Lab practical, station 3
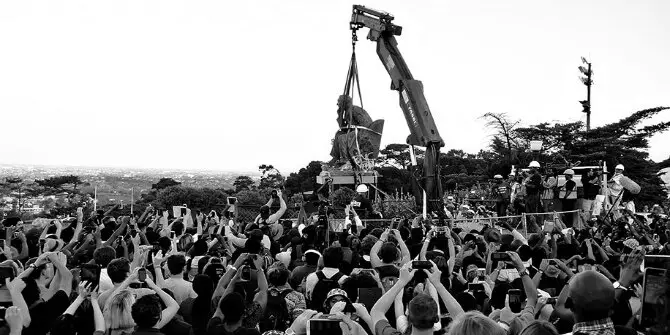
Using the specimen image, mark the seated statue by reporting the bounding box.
[329,95,384,168]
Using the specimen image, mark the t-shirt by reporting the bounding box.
[525,173,543,195]
[375,265,400,279]
[25,290,71,335]
[290,264,317,290]
[374,319,402,335]
[162,277,197,305]
[99,268,114,293]
[351,195,375,219]
[206,317,260,335]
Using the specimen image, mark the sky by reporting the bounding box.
[0,0,668,175]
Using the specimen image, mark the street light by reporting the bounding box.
[529,140,543,152]
[530,140,543,160]
[579,57,593,131]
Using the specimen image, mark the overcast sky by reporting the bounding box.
[1,0,668,174]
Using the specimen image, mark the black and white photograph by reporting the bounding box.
[0,1,669,335]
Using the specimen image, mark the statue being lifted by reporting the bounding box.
[329,95,384,169]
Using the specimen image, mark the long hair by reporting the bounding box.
[104,289,136,335]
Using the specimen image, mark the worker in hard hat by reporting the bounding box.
[559,169,578,227]
[351,184,379,219]
[608,164,625,208]
[491,174,510,217]
[524,161,543,213]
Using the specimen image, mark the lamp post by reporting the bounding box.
[579,57,593,131]
[530,140,543,160]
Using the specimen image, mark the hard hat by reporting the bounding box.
[494,174,503,179]
[564,169,575,175]
[356,184,369,193]
[615,164,625,171]
[529,161,541,168]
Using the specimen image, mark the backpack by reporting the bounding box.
[309,271,344,312]
[259,288,294,332]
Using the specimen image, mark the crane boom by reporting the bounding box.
[350,5,445,212]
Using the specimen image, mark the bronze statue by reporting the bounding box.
[330,95,384,168]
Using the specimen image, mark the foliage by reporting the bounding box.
[375,192,417,218]
[234,189,268,207]
[376,144,424,169]
[233,176,255,193]
[153,186,229,211]
[512,107,670,205]
[152,178,181,190]
[374,166,414,195]
[284,161,323,196]
[258,164,284,190]
[481,112,521,167]
[330,187,356,208]
[0,177,37,213]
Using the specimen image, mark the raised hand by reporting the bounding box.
[399,262,416,284]
[4,306,24,332]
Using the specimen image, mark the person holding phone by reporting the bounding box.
[255,189,287,227]
[488,251,538,332]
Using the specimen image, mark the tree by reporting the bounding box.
[34,175,86,195]
[258,164,284,190]
[152,178,181,190]
[233,176,256,193]
[481,112,521,168]
[375,166,414,195]
[513,107,670,204]
[284,161,323,195]
[154,186,228,210]
[377,144,424,169]
[0,177,36,213]
[139,178,182,204]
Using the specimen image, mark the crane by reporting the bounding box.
[350,5,445,214]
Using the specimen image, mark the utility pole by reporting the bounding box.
[579,57,593,131]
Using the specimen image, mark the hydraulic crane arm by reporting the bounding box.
[351,5,445,212]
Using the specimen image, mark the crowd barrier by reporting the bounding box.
[285,209,586,238]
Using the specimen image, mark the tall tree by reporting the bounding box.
[376,144,424,169]
[233,176,256,193]
[513,107,670,204]
[481,112,521,168]
[0,177,35,213]
[284,161,323,195]
[151,178,181,190]
[258,164,284,190]
[34,175,86,194]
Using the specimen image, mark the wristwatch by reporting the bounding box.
[613,281,629,290]
[518,269,529,278]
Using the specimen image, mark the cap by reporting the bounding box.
[529,161,540,168]
[324,288,349,307]
[447,196,454,201]
[564,169,575,175]
[356,184,369,193]
[615,164,625,171]
[494,174,503,179]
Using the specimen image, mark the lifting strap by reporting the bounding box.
[341,44,366,170]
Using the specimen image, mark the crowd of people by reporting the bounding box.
[0,171,669,335]
[442,162,642,230]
